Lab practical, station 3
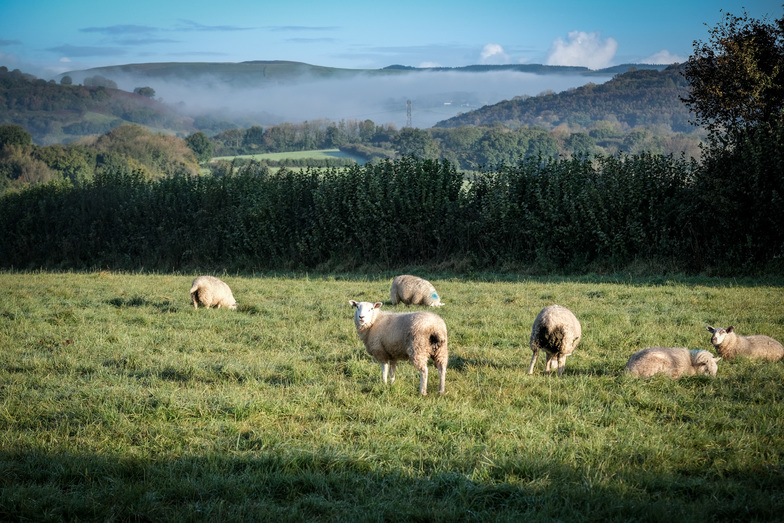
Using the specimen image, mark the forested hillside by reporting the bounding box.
[0,66,195,145]
[436,64,692,132]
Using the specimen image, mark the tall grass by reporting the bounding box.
[1,271,783,520]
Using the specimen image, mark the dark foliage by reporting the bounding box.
[1,143,781,274]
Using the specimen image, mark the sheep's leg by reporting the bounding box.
[389,361,397,385]
[527,348,539,374]
[437,361,447,394]
[419,366,428,396]
[191,293,198,309]
[556,354,567,376]
[380,362,390,384]
[544,352,557,374]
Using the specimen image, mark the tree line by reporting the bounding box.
[0,122,781,274]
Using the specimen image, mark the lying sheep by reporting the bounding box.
[390,275,443,307]
[189,276,237,310]
[349,300,448,395]
[706,326,784,361]
[527,305,582,376]
[625,347,720,378]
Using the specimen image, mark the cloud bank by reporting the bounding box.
[480,43,509,64]
[546,31,617,69]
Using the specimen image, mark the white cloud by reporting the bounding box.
[480,43,509,64]
[546,31,618,69]
[641,49,685,64]
[59,57,72,63]
[418,61,441,68]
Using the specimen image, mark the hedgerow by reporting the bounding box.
[1,140,781,274]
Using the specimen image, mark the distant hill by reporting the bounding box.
[0,66,195,145]
[434,63,693,132]
[57,61,669,130]
[65,61,667,87]
[2,61,687,145]
[60,60,406,90]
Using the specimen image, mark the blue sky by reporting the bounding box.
[0,0,779,79]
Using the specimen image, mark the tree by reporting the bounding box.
[185,132,214,164]
[60,75,73,86]
[84,75,118,89]
[682,8,784,142]
[392,128,436,158]
[133,86,156,98]
[0,125,33,148]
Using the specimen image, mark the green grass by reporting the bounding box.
[1,271,783,521]
[212,149,367,164]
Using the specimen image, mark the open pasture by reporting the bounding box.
[211,148,367,164]
[1,271,783,520]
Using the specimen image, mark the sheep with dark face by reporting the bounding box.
[390,275,443,307]
[349,300,448,395]
[190,276,237,310]
[527,305,582,376]
[706,326,784,361]
[626,347,720,378]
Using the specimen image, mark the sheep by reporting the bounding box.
[348,300,448,395]
[625,347,720,378]
[706,326,784,361]
[390,275,444,307]
[189,276,237,310]
[527,305,581,376]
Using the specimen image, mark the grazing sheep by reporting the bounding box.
[390,275,444,307]
[706,326,784,361]
[527,305,582,376]
[625,347,720,378]
[349,300,448,395]
[189,276,237,310]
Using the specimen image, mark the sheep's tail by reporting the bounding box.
[189,283,199,294]
[428,329,448,363]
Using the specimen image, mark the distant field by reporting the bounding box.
[212,148,367,164]
[1,271,783,520]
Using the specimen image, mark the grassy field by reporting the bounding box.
[211,149,367,164]
[1,271,783,521]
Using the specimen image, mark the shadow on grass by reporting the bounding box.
[107,296,180,313]
[1,448,780,521]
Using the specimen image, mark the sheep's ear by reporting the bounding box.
[706,326,714,333]
[715,357,722,363]
[349,300,358,308]
[727,326,734,333]
[373,302,383,309]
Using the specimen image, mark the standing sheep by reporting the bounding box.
[390,275,444,307]
[527,305,582,376]
[706,326,784,361]
[349,300,448,395]
[625,347,720,378]
[189,276,238,310]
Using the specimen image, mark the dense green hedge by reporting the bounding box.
[1,137,782,273]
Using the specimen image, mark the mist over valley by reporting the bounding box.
[60,61,623,129]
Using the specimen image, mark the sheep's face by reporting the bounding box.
[350,300,382,330]
[691,350,720,377]
[707,326,732,346]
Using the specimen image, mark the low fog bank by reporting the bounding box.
[88,69,614,129]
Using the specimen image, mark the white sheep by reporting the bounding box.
[189,276,237,310]
[625,347,720,378]
[527,305,582,376]
[706,326,784,361]
[390,275,444,307]
[349,300,448,395]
